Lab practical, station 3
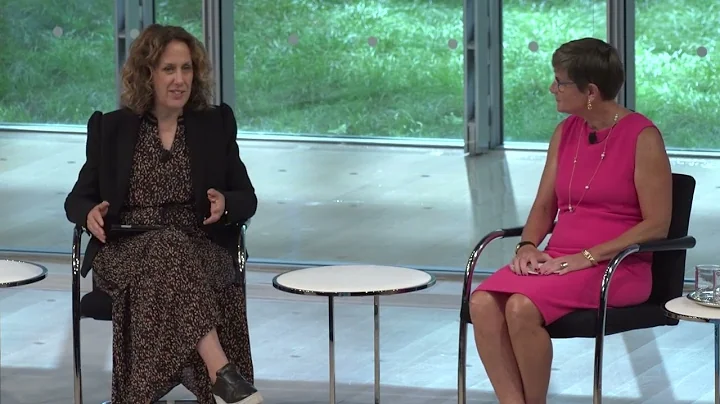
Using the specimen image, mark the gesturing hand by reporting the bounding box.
[538,253,593,275]
[510,245,552,275]
[87,201,110,243]
[203,188,226,225]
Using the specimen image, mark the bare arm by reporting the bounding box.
[519,123,562,248]
[587,127,672,262]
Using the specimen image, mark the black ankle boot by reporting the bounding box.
[211,363,263,404]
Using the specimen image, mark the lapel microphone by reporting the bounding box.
[589,132,597,144]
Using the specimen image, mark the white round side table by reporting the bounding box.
[0,259,48,288]
[665,296,720,404]
[272,265,436,404]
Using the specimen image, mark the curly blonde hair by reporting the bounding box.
[120,24,214,114]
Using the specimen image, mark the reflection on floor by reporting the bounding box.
[1,259,719,404]
[0,132,718,279]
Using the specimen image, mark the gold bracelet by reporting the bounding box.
[582,249,598,266]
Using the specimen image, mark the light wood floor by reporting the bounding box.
[1,258,719,404]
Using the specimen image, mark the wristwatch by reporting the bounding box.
[515,241,536,254]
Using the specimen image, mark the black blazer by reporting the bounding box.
[64,102,258,278]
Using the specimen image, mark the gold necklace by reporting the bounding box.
[566,113,619,213]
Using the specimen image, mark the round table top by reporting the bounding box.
[0,260,48,288]
[272,265,436,297]
[664,295,720,323]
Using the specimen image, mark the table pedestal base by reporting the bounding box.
[328,295,381,404]
[715,322,719,404]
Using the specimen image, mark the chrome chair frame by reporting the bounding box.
[457,227,696,404]
[71,223,249,404]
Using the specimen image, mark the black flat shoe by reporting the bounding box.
[211,363,264,404]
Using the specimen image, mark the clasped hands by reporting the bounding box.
[510,245,594,276]
[85,188,226,243]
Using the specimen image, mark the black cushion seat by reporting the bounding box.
[546,303,675,339]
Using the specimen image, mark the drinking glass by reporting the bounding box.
[695,264,720,303]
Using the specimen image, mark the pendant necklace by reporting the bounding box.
[566,113,619,213]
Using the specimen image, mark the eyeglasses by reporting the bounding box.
[553,77,575,92]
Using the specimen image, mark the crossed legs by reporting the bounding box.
[469,291,552,404]
[197,327,229,383]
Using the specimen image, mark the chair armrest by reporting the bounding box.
[635,235,696,253]
[602,235,697,291]
[72,225,84,277]
[238,222,248,268]
[236,222,249,290]
[500,226,525,238]
[71,225,84,321]
[595,235,697,337]
[500,222,557,238]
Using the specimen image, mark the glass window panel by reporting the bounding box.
[154,0,204,41]
[502,0,607,143]
[635,0,718,149]
[0,0,116,126]
[233,1,464,140]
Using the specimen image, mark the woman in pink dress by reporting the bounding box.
[470,38,673,404]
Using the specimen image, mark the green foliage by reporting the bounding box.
[231,0,464,138]
[0,0,716,148]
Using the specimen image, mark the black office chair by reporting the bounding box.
[71,222,250,404]
[457,173,697,404]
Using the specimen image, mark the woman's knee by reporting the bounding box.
[469,291,508,328]
[504,293,543,333]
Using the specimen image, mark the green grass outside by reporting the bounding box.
[0,0,716,148]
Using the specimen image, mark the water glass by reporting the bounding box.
[695,264,720,302]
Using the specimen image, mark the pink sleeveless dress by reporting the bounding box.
[474,113,658,325]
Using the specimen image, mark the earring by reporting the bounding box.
[587,99,593,110]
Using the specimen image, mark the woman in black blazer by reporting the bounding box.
[64,24,262,404]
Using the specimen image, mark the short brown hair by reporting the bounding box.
[120,24,214,114]
[552,38,625,100]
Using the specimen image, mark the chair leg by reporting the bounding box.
[592,330,605,404]
[458,321,468,404]
[72,227,84,404]
[72,301,83,403]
